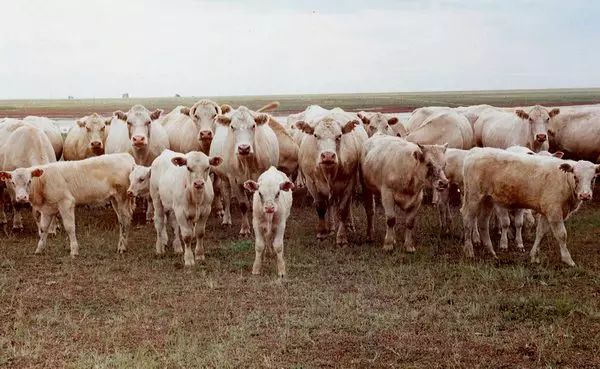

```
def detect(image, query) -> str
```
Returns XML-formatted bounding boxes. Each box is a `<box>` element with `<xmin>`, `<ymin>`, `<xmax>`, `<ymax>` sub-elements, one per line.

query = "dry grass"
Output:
<box><xmin>2</xmin><ymin>88</ymin><xmax>600</xmax><ymax>118</ymax></box>
<box><xmin>2</xmin><ymin>193</ymin><xmax>600</xmax><ymax>368</ymax></box>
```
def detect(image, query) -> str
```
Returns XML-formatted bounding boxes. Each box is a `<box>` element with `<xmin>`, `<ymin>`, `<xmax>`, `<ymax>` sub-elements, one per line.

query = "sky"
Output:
<box><xmin>0</xmin><ymin>0</ymin><xmax>598</xmax><ymax>99</ymax></box>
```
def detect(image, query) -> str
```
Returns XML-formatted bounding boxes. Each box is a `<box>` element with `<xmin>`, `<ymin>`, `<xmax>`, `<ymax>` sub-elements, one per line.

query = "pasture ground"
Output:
<box><xmin>2</xmin><ymin>88</ymin><xmax>600</xmax><ymax>118</ymax></box>
<box><xmin>1</xmin><ymin>194</ymin><xmax>600</xmax><ymax>368</ymax></box>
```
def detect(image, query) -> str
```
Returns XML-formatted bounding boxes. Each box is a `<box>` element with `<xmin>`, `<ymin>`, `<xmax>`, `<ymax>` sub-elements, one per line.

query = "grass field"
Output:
<box><xmin>2</xmin><ymin>88</ymin><xmax>600</xmax><ymax>118</ymax></box>
<box><xmin>1</xmin><ymin>194</ymin><xmax>600</xmax><ymax>368</ymax></box>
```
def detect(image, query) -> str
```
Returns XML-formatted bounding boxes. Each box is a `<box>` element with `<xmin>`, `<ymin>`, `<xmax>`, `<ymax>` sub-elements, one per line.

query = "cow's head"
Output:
<box><xmin>357</xmin><ymin>112</ymin><xmax>399</xmax><ymax>137</ymax></box>
<box><xmin>514</xmin><ymin>106</ymin><xmax>560</xmax><ymax>150</ymax></box>
<box><xmin>0</xmin><ymin>167</ymin><xmax>44</xmax><ymax>203</ymax></box>
<box><xmin>171</xmin><ymin>151</ymin><xmax>223</xmax><ymax>192</ymax></box>
<box><xmin>76</xmin><ymin>113</ymin><xmax>111</xmax><ymax>155</ymax></box>
<box><xmin>215</xmin><ymin>106</ymin><xmax>269</xmax><ymax>156</ymax></box>
<box><xmin>558</xmin><ymin>160</ymin><xmax>600</xmax><ymax>201</ymax></box>
<box><xmin>295</xmin><ymin>116</ymin><xmax>359</xmax><ymax>167</ymax></box>
<box><xmin>181</xmin><ymin>99</ymin><xmax>221</xmax><ymax>144</ymax></box>
<box><xmin>413</xmin><ymin>143</ymin><xmax>449</xmax><ymax>190</ymax></box>
<box><xmin>127</xmin><ymin>165</ymin><xmax>151</xmax><ymax>198</ymax></box>
<box><xmin>114</xmin><ymin>104</ymin><xmax>163</xmax><ymax>150</ymax></box>
<box><xmin>244</xmin><ymin>167</ymin><xmax>294</xmax><ymax>214</ymax></box>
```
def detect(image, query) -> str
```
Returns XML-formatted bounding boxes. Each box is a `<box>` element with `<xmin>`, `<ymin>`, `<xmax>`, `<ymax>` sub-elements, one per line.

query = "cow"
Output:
<box><xmin>406</xmin><ymin>106</ymin><xmax>451</xmax><ymax>132</ymax></box>
<box><xmin>22</xmin><ymin>116</ymin><xmax>64</xmax><ymax>160</ymax></box>
<box><xmin>357</xmin><ymin>112</ymin><xmax>405</xmax><ymax>137</ymax></box>
<box><xmin>63</xmin><ymin>113</ymin><xmax>112</xmax><ymax>161</ymax></box>
<box><xmin>0</xmin><ymin>153</ymin><xmax>136</xmax><ymax>257</ymax></box>
<box><xmin>127</xmin><ymin>165</ymin><xmax>151</xmax><ymax>199</ymax></box>
<box><xmin>295</xmin><ymin>109</ymin><xmax>368</xmax><ymax>246</ymax></box>
<box><xmin>150</xmin><ymin>149</ymin><xmax>222</xmax><ymax>266</ymax></box>
<box><xmin>105</xmin><ymin>104</ymin><xmax>169</xmax><ymax>222</ymax></box>
<box><xmin>244</xmin><ymin>166</ymin><xmax>294</xmax><ymax>277</ymax></box>
<box><xmin>361</xmin><ymin>135</ymin><xmax>448</xmax><ymax>251</ymax></box>
<box><xmin>546</xmin><ymin>106</ymin><xmax>600</xmax><ymax>162</ymax></box>
<box><xmin>210</xmin><ymin>106</ymin><xmax>280</xmax><ymax>234</ymax></box>
<box><xmin>474</xmin><ymin>105</ymin><xmax>560</xmax><ymax>152</ymax></box>
<box><xmin>406</xmin><ymin>110</ymin><xmax>475</xmax><ymax>149</ymax></box>
<box><xmin>0</xmin><ymin>123</ymin><xmax>57</xmax><ymax>231</ymax></box>
<box><xmin>461</xmin><ymin>147</ymin><xmax>599</xmax><ymax>266</ymax></box>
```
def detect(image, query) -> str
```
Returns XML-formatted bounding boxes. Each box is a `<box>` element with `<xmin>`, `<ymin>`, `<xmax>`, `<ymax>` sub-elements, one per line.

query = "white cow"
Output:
<box><xmin>244</xmin><ymin>166</ymin><xmax>294</xmax><ymax>277</ymax></box>
<box><xmin>63</xmin><ymin>113</ymin><xmax>111</xmax><ymax>160</ymax></box>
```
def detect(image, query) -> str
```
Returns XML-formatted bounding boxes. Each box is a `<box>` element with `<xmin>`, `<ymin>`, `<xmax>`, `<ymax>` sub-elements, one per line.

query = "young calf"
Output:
<box><xmin>150</xmin><ymin>149</ymin><xmax>222</xmax><ymax>266</ymax></box>
<box><xmin>244</xmin><ymin>166</ymin><xmax>294</xmax><ymax>277</ymax></box>
<box><xmin>0</xmin><ymin>153</ymin><xmax>135</xmax><ymax>257</ymax></box>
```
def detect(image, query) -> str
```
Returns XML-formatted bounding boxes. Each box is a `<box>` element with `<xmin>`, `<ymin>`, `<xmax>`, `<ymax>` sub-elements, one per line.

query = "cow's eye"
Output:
<box><xmin>335</xmin><ymin>135</ymin><xmax>342</xmax><ymax>141</ymax></box>
<box><xmin>275</xmin><ymin>191</ymin><xmax>280</xmax><ymax>199</ymax></box>
<box><xmin>187</xmin><ymin>167</ymin><xmax>193</xmax><ymax>172</ymax></box>
<box><xmin>146</xmin><ymin>121</ymin><xmax>151</xmax><ymax>125</ymax></box>
<box><xmin>138</xmin><ymin>178</ymin><xmax>144</xmax><ymax>182</ymax></box>
<box><xmin>313</xmin><ymin>133</ymin><xmax>317</xmax><ymax>138</ymax></box>
<box><xmin>126</xmin><ymin>121</ymin><xmax>132</xmax><ymax>126</ymax></box>
<box><xmin>100</xmin><ymin>126</ymin><xmax>105</xmax><ymax>131</ymax></box>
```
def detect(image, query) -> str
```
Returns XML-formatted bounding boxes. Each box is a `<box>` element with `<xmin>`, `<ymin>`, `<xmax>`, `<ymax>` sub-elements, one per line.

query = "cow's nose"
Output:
<box><xmin>320</xmin><ymin>151</ymin><xmax>336</xmax><ymax>163</ymax></box>
<box><xmin>437</xmin><ymin>180</ymin><xmax>449</xmax><ymax>189</ymax></box>
<box><xmin>132</xmin><ymin>136</ymin><xmax>146</xmax><ymax>145</ymax></box>
<box><xmin>193</xmin><ymin>180</ymin><xmax>205</xmax><ymax>189</ymax></box>
<box><xmin>579</xmin><ymin>193</ymin><xmax>592</xmax><ymax>201</ymax></box>
<box><xmin>536</xmin><ymin>134</ymin><xmax>547</xmax><ymax>142</ymax></box>
<box><xmin>238</xmin><ymin>144</ymin><xmax>251</xmax><ymax>155</ymax></box>
<box><xmin>199</xmin><ymin>130</ymin><xmax>213</xmax><ymax>141</ymax></box>
<box><xmin>15</xmin><ymin>195</ymin><xmax>28</xmax><ymax>203</ymax></box>
<box><xmin>91</xmin><ymin>141</ymin><xmax>102</xmax><ymax>149</ymax></box>
<box><xmin>127</xmin><ymin>190</ymin><xmax>134</xmax><ymax>198</ymax></box>
<box><xmin>265</xmin><ymin>206</ymin><xmax>275</xmax><ymax>214</ymax></box>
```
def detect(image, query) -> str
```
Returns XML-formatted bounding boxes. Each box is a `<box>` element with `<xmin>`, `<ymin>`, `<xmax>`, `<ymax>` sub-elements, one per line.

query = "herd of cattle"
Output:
<box><xmin>1</xmin><ymin>100</ymin><xmax>600</xmax><ymax>275</ymax></box>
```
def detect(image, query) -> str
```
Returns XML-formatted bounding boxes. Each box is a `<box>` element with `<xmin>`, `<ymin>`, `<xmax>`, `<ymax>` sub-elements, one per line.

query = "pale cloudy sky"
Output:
<box><xmin>0</xmin><ymin>0</ymin><xmax>598</xmax><ymax>99</ymax></box>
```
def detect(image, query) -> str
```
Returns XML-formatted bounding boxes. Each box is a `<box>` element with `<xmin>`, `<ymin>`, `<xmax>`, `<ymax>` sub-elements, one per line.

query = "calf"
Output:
<box><xmin>461</xmin><ymin>147</ymin><xmax>599</xmax><ymax>266</ymax></box>
<box><xmin>150</xmin><ymin>149</ymin><xmax>222</xmax><ymax>266</ymax></box>
<box><xmin>361</xmin><ymin>135</ymin><xmax>448</xmax><ymax>251</ymax></box>
<box><xmin>0</xmin><ymin>153</ymin><xmax>135</xmax><ymax>257</ymax></box>
<box><xmin>244</xmin><ymin>166</ymin><xmax>294</xmax><ymax>277</ymax></box>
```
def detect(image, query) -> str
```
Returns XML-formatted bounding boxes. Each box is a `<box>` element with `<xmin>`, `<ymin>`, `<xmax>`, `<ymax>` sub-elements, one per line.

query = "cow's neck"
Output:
<box><xmin>132</xmin><ymin>147</ymin><xmax>150</xmax><ymax>165</ymax></box>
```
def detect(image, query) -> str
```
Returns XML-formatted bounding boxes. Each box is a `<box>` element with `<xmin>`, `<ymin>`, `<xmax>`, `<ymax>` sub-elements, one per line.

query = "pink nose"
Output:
<box><xmin>193</xmin><ymin>180</ymin><xmax>205</xmax><ymax>189</ymax></box>
<box><xmin>265</xmin><ymin>206</ymin><xmax>275</xmax><ymax>214</ymax></box>
<box><xmin>199</xmin><ymin>130</ymin><xmax>213</xmax><ymax>141</ymax></box>
<box><xmin>132</xmin><ymin>136</ymin><xmax>146</xmax><ymax>146</ymax></box>
<box><xmin>320</xmin><ymin>151</ymin><xmax>336</xmax><ymax>164</ymax></box>
<box><xmin>127</xmin><ymin>190</ymin><xmax>134</xmax><ymax>198</ymax></box>
<box><xmin>238</xmin><ymin>144</ymin><xmax>251</xmax><ymax>155</ymax></box>
<box><xmin>536</xmin><ymin>134</ymin><xmax>547</xmax><ymax>142</ymax></box>
<box><xmin>15</xmin><ymin>195</ymin><xmax>28</xmax><ymax>203</ymax></box>
<box><xmin>436</xmin><ymin>180</ymin><xmax>449</xmax><ymax>189</ymax></box>
<box><xmin>91</xmin><ymin>141</ymin><xmax>103</xmax><ymax>149</ymax></box>
<box><xmin>579</xmin><ymin>193</ymin><xmax>592</xmax><ymax>201</ymax></box>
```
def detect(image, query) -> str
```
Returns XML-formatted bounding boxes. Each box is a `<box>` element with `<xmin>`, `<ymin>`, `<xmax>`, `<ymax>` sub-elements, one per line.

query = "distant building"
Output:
<box><xmin>122</xmin><ymin>93</ymin><xmax>129</xmax><ymax>99</ymax></box>
<box><xmin>68</xmin><ymin>95</ymin><xmax>74</xmax><ymax>100</ymax></box>
<box><xmin>175</xmin><ymin>93</ymin><xmax>181</xmax><ymax>97</ymax></box>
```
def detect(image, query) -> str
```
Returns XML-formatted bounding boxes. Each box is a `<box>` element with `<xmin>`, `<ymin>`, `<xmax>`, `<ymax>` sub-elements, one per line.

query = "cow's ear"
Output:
<box><xmin>254</xmin><ymin>114</ymin><xmax>269</xmax><ymax>125</ymax></box>
<box><xmin>559</xmin><ymin>163</ymin><xmax>574</xmax><ymax>173</ymax></box>
<box><xmin>76</xmin><ymin>118</ymin><xmax>86</xmax><ymax>128</ymax></box>
<box><xmin>549</xmin><ymin>108</ymin><xmax>560</xmax><ymax>118</ymax></box>
<box><xmin>180</xmin><ymin>107</ymin><xmax>191</xmax><ymax>116</ymax></box>
<box><xmin>209</xmin><ymin>156</ymin><xmax>223</xmax><ymax>167</ymax></box>
<box><xmin>295</xmin><ymin>121</ymin><xmax>314</xmax><ymax>135</ymax></box>
<box><xmin>280</xmin><ymin>181</ymin><xmax>295</xmax><ymax>192</ymax></box>
<box><xmin>31</xmin><ymin>168</ymin><xmax>44</xmax><ymax>177</ymax></box>
<box><xmin>342</xmin><ymin>119</ymin><xmax>359</xmax><ymax>134</ymax></box>
<box><xmin>244</xmin><ymin>180</ymin><xmax>259</xmax><ymax>193</ymax></box>
<box><xmin>0</xmin><ymin>171</ymin><xmax>11</xmax><ymax>181</ymax></box>
<box><xmin>216</xmin><ymin>115</ymin><xmax>231</xmax><ymax>126</ymax></box>
<box><xmin>547</xmin><ymin>128</ymin><xmax>555</xmax><ymax>137</ymax></box>
<box><xmin>357</xmin><ymin>112</ymin><xmax>369</xmax><ymax>125</ymax></box>
<box><xmin>595</xmin><ymin>164</ymin><xmax>600</xmax><ymax>174</ymax></box>
<box><xmin>150</xmin><ymin>109</ymin><xmax>163</xmax><ymax>121</ymax></box>
<box><xmin>552</xmin><ymin>151</ymin><xmax>564</xmax><ymax>159</ymax></box>
<box><xmin>220</xmin><ymin>104</ymin><xmax>232</xmax><ymax>114</ymax></box>
<box><xmin>105</xmin><ymin>118</ymin><xmax>112</xmax><ymax>126</ymax></box>
<box><xmin>114</xmin><ymin>110</ymin><xmax>127</xmax><ymax>121</ymax></box>
<box><xmin>515</xmin><ymin>109</ymin><xmax>529</xmax><ymax>120</ymax></box>
<box><xmin>171</xmin><ymin>157</ymin><xmax>187</xmax><ymax>167</ymax></box>
<box><xmin>441</xmin><ymin>142</ymin><xmax>448</xmax><ymax>153</ymax></box>
<box><xmin>413</xmin><ymin>146</ymin><xmax>425</xmax><ymax>162</ymax></box>
<box><xmin>388</xmin><ymin>117</ymin><xmax>399</xmax><ymax>126</ymax></box>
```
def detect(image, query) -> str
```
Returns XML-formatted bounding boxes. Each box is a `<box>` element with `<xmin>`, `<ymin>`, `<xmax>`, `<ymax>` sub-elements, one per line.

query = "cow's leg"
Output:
<box><xmin>327</xmin><ymin>202</ymin><xmax>336</xmax><ymax>236</ymax></box>
<box><xmin>0</xmin><ymin>185</ymin><xmax>6</xmax><ymax>225</ymax></box>
<box><xmin>57</xmin><ymin>202</ymin><xmax>79</xmax><ymax>257</ymax></box>
<box><xmin>380</xmin><ymin>188</ymin><xmax>397</xmax><ymax>251</ymax></box>
<box><xmin>403</xmin><ymin>194</ymin><xmax>422</xmax><ymax>253</ymax></box>
<box><xmin>211</xmin><ymin>174</ymin><xmax>224</xmax><ymax>220</ymax></box>
<box><xmin>361</xmin><ymin>187</ymin><xmax>375</xmax><ymax>243</ymax></box>
<box><xmin>221</xmin><ymin>177</ymin><xmax>232</xmax><ymax>226</ymax></box>
<box><xmin>34</xmin><ymin>212</ymin><xmax>53</xmax><ymax>254</ymax></box>
<box><xmin>335</xmin><ymin>194</ymin><xmax>352</xmax><ymax>247</ymax></box>
<box><xmin>252</xmin><ymin>219</ymin><xmax>266</xmax><ymax>275</ymax></box>
<box><xmin>315</xmin><ymin>196</ymin><xmax>329</xmax><ymax>241</ymax></box>
<box><xmin>273</xmin><ymin>223</ymin><xmax>287</xmax><ymax>278</ymax></box>
<box><xmin>513</xmin><ymin>209</ymin><xmax>525</xmax><ymax>251</ymax></box>
<box><xmin>530</xmin><ymin>214</ymin><xmax>548</xmax><ymax>264</ymax></box>
<box><xmin>152</xmin><ymin>198</ymin><xmax>167</xmax><ymax>255</ymax></box>
<box><xmin>111</xmin><ymin>196</ymin><xmax>132</xmax><ymax>253</ymax></box>
<box><xmin>177</xmin><ymin>212</ymin><xmax>195</xmax><ymax>266</ymax></box>
<box><xmin>236</xmin><ymin>184</ymin><xmax>251</xmax><ymax>235</ymax></box>
<box><xmin>548</xmin><ymin>217</ymin><xmax>574</xmax><ymax>267</ymax></box>
<box><xmin>145</xmin><ymin>196</ymin><xmax>154</xmax><ymax>223</ymax></box>
<box><xmin>194</xmin><ymin>206</ymin><xmax>210</xmax><ymax>262</ymax></box>
<box><xmin>478</xmin><ymin>200</ymin><xmax>497</xmax><ymax>258</ymax></box>
<box><xmin>496</xmin><ymin>206</ymin><xmax>511</xmax><ymax>250</ymax></box>
<box><xmin>12</xmin><ymin>202</ymin><xmax>24</xmax><ymax>231</ymax></box>
<box><xmin>168</xmin><ymin>211</ymin><xmax>182</xmax><ymax>254</ymax></box>
<box><xmin>460</xmin><ymin>194</ymin><xmax>480</xmax><ymax>258</ymax></box>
